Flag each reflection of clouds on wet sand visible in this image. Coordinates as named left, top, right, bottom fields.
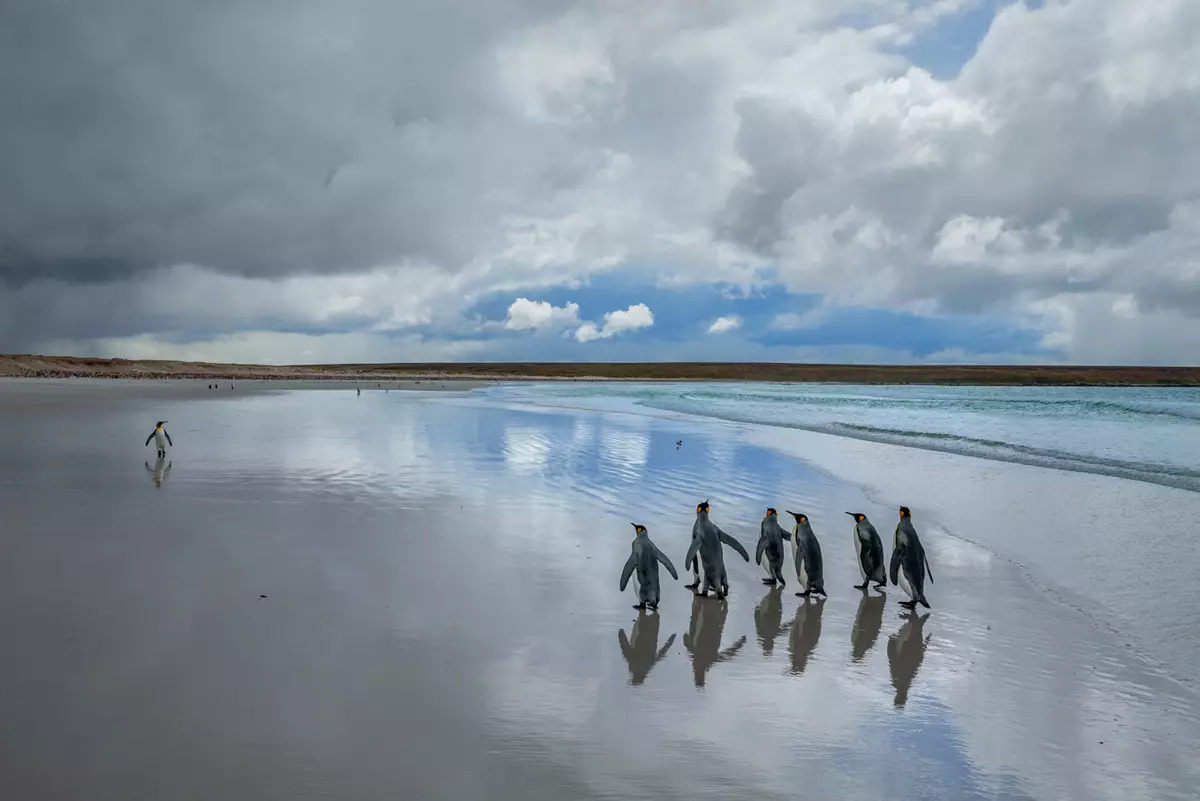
left=503, top=425, right=553, bottom=474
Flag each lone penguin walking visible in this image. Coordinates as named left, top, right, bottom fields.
left=144, top=421, right=173, bottom=459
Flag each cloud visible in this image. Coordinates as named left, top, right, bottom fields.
left=2, top=0, right=1199, bottom=362
left=573, top=303, right=654, bottom=342
left=504, top=298, right=581, bottom=332
left=707, top=315, right=741, bottom=334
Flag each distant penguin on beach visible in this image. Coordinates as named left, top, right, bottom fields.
left=787, top=511, right=827, bottom=598
left=847, top=512, right=888, bottom=591
left=756, top=508, right=788, bottom=587
left=891, top=506, right=933, bottom=609
left=144, top=421, right=173, bottom=458
left=684, top=500, right=750, bottom=600
left=619, top=523, right=679, bottom=610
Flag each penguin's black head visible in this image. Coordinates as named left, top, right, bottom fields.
left=156, top=420, right=167, bottom=428
left=786, top=510, right=808, bottom=523
left=696, top=500, right=710, bottom=514
left=631, top=523, right=647, bottom=535
left=764, top=507, right=777, bottom=517
left=846, top=512, right=865, bottom=522
left=899, top=506, right=911, bottom=518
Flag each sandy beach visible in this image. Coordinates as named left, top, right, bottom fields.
left=1, top=379, right=1197, bottom=801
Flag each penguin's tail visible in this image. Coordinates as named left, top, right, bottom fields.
left=918, top=596, right=931, bottom=609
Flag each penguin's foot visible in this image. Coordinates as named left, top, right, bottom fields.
left=873, top=584, right=887, bottom=591
left=853, top=583, right=868, bottom=590
left=647, top=602, right=659, bottom=611
left=684, top=582, right=699, bottom=590
left=796, top=590, right=811, bottom=597
left=761, top=578, right=777, bottom=585
left=633, top=603, right=647, bottom=610
left=716, top=591, right=727, bottom=601
left=898, top=600, right=917, bottom=609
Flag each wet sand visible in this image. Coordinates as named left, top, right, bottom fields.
left=1, top=380, right=1197, bottom=800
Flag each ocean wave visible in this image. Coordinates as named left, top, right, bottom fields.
left=634, top=397, right=1200, bottom=493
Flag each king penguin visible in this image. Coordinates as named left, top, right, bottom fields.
left=144, top=421, right=173, bottom=459
left=619, top=523, right=679, bottom=610
left=684, top=500, right=750, bottom=600
left=786, top=511, right=827, bottom=598
left=890, top=506, right=933, bottom=609
left=755, top=508, right=788, bottom=587
left=846, top=512, right=887, bottom=591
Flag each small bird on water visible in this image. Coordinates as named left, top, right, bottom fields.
left=144, top=421, right=173, bottom=458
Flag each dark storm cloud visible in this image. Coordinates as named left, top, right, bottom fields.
left=0, top=0, right=567, bottom=285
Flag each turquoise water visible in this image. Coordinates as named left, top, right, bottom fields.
left=485, top=383, right=1200, bottom=493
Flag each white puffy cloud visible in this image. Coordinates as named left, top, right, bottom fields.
left=573, top=303, right=655, bottom=342
left=707, top=315, right=742, bottom=334
left=2, top=0, right=1199, bottom=362
left=503, top=298, right=582, bottom=332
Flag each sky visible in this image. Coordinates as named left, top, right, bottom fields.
left=1, top=0, right=1199, bottom=365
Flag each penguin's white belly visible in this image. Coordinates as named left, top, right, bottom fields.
left=789, top=532, right=798, bottom=565
left=798, top=559, right=808, bottom=588
left=853, top=533, right=866, bottom=580
left=898, top=568, right=914, bottom=599
left=154, top=429, right=167, bottom=449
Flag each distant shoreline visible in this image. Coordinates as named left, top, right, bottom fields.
left=2, top=354, right=1198, bottom=386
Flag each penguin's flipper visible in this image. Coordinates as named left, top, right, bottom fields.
left=684, top=537, right=700, bottom=573
left=718, top=529, right=750, bottom=562
left=755, top=535, right=766, bottom=565
left=164, top=430, right=173, bottom=447
left=889, top=545, right=903, bottom=586
left=654, top=633, right=676, bottom=664
left=144, top=431, right=155, bottom=446
left=715, top=635, right=747, bottom=663
left=656, top=547, right=679, bottom=581
left=924, top=553, right=934, bottom=584
left=619, top=553, right=637, bottom=592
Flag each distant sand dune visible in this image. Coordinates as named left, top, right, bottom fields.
left=1, top=354, right=1197, bottom=385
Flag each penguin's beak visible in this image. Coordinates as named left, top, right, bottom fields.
left=844, top=511, right=855, bottom=516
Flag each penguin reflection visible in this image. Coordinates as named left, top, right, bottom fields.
left=850, top=589, right=886, bottom=663
left=683, top=595, right=746, bottom=688
left=787, top=596, right=825, bottom=676
left=887, top=611, right=931, bottom=707
left=145, top=456, right=172, bottom=488
left=617, top=610, right=676, bottom=686
left=753, top=587, right=786, bottom=656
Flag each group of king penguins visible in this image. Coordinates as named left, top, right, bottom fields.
left=620, top=500, right=933, bottom=612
